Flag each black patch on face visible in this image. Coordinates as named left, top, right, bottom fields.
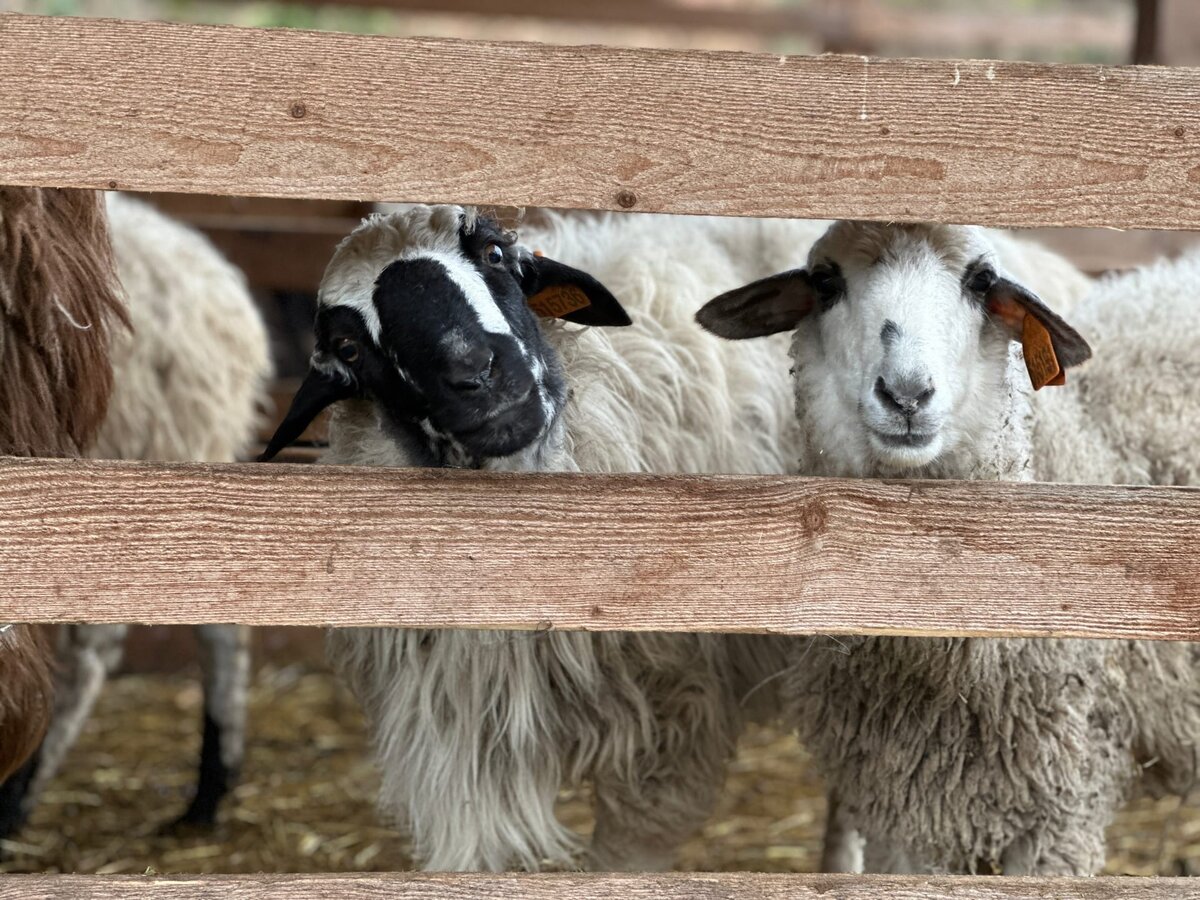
left=880, top=319, right=900, bottom=347
left=321, top=215, right=569, bottom=463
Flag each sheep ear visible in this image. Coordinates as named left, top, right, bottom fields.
left=696, top=269, right=816, bottom=340
left=259, top=368, right=356, bottom=462
left=521, top=255, right=632, bottom=327
left=985, top=278, right=1092, bottom=390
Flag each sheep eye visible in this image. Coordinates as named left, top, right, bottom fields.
left=335, top=338, right=359, bottom=363
left=967, top=266, right=997, bottom=295
left=808, top=264, right=844, bottom=309
left=484, top=243, right=505, bottom=266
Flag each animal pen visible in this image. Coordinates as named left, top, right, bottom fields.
left=1, top=7, right=1199, bottom=898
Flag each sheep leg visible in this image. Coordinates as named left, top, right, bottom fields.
left=0, top=755, right=38, bottom=845
left=0, top=624, right=126, bottom=839
left=820, top=788, right=866, bottom=873
left=171, top=624, right=249, bottom=829
left=997, top=822, right=1108, bottom=876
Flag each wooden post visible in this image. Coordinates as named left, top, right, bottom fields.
left=1134, top=0, right=1161, bottom=63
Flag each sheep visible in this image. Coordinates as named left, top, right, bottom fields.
left=0, top=184, right=125, bottom=801
left=0, top=191, right=270, bottom=839
left=696, top=219, right=1199, bottom=875
left=1030, top=251, right=1200, bottom=813
left=0, top=626, right=54, bottom=786
left=260, top=204, right=832, bottom=871
left=1033, top=250, right=1200, bottom=488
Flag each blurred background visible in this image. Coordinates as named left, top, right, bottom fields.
left=0, top=0, right=1197, bottom=879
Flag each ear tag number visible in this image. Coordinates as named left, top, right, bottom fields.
left=528, top=284, right=592, bottom=319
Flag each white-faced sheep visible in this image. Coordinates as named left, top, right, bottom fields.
left=697, top=220, right=1199, bottom=875
left=260, top=204, right=832, bottom=871
left=0, top=191, right=270, bottom=838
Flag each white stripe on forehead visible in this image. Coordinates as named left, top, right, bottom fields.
left=403, top=249, right=514, bottom=337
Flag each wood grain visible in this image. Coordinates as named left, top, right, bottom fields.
left=0, top=458, right=1197, bottom=639
left=1, top=14, right=1199, bottom=229
left=0, top=872, right=1193, bottom=899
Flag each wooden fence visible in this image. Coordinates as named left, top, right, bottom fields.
left=1, top=10, right=1198, bottom=897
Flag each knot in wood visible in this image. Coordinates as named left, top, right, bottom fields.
left=799, top=501, right=828, bottom=538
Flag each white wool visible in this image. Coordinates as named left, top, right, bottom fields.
left=16, top=195, right=271, bottom=829
left=325, top=207, right=827, bottom=871
left=1033, top=250, right=1200, bottom=487
left=95, top=194, right=271, bottom=462
left=771, top=222, right=1198, bottom=875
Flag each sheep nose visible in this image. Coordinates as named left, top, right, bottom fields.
left=445, top=350, right=494, bottom=393
left=874, top=375, right=935, bottom=416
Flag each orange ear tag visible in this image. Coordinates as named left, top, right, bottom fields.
left=1022, top=315, right=1064, bottom=390
left=527, top=284, right=592, bottom=319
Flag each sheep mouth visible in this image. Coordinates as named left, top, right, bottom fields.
left=443, top=390, right=546, bottom=458
left=869, top=429, right=937, bottom=449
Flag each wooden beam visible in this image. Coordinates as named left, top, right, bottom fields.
left=290, top=0, right=821, bottom=37
left=1, top=15, right=1199, bottom=229
left=0, top=872, right=1194, bottom=899
left=1157, top=0, right=1200, bottom=66
left=1133, top=0, right=1161, bottom=64
left=1019, top=226, right=1200, bottom=276
left=0, top=458, right=1197, bottom=639
left=290, top=0, right=1129, bottom=56
left=188, top=214, right=358, bottom=294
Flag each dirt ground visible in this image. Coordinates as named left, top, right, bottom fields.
left=1, top=633, right=1197, bottom=877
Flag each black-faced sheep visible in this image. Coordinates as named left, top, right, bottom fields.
left=262, top=204, right=831, bottom=871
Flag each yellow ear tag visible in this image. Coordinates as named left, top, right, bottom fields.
left=1022, top=315, right=1064, bottom=390
left=527, top=284, right=591, bottom=319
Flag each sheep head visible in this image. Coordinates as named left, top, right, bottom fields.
left=696, top=221, right=1090, bottom=478
left=262, top=205, right=629, bottom=465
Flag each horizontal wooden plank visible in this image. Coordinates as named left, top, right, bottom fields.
left=317, top=0, right=1129, bottom=56
left=0, top=458, right=1197, bottom=639
left=189, top=214, right=358, bottom=294
left=0, top=872, right=1192, bottom=899
left=142, top=192, right=373, bottom=220
left=1, top=15, right=1199, bottom=228
left=1021, top=226, right=1200, bottom=275
left=300, top=0, right=821, bottom=36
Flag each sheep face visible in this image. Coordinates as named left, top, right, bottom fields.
left=696, top=222, right=1090, bottom=477
left=261, top=206, right=629, bottom=464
